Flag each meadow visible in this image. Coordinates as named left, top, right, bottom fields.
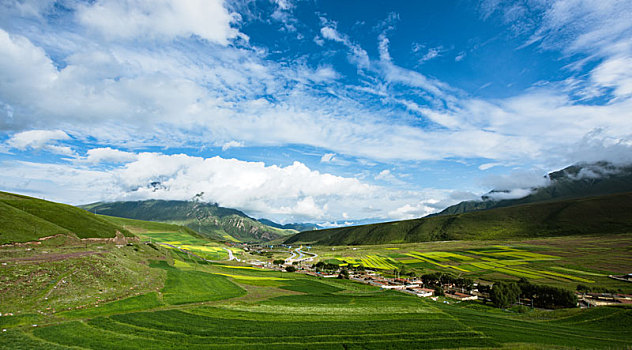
left=2, top=237, right=631, bottom=350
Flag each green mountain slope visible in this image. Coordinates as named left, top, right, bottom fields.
left=284, top=192, right=632, bottom=245
left=435, top=162, right=632, bottom=216
left=0, top=191, right=132, bottom=244
left=81, top=200, right=293, bottom=243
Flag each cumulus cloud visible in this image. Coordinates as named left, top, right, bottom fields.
left=0, top=151, right=468, bottom=222
left=77, top=0, right=241, bottom=44
left=6, top=130, right=74, bottom=155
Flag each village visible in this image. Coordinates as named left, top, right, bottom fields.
left=239, top=243, right=632, bottom=309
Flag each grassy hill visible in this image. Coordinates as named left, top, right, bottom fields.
left=81, top=200, right=294, bottom=243
left=0, top=191, right=132, bottom=245
left=285, top=192, right=632, bottom=245
left=435, top=162, right=632, bottom=216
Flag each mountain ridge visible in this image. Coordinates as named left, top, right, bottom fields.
left=432, top=161, right=632, bottom=217
left=284, top=191, right=632, bottom=245
left=81, top=200, right=294, bottom=243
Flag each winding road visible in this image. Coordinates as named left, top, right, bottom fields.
left=285, top=246, right=318, bottom=263
left=224, top=247, right=240, bottom=262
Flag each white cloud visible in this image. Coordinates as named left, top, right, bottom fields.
left=478, top=162, right=501, bottom=171
left=77, top=0, right=240, bottom=44
left=419, top=47, right=441, bottom=63
left=479, top=169, right=549, bottom=192
left=591, top=55, right=632, bottom=98
left=0, top=152, right=469, bottom=222
left=221, top=140, right=243, bottom=151
left=82, top=147, right=138, bottom=164
left=6, top=130, right=71, bottom=154
left=320, top=25, right=370, bottom=69
left=388, top=200, right=438, bottom=220
left=320, top=153, right=336, bottom=163
left=484, top=188, right=534, bottom=201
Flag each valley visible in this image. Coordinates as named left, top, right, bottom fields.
left=1, top=191, right=631, bottom=349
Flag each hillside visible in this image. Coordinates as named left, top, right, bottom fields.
left=284, top=192, right=632, bottom=245
left=81, top=200, right=293, bottom=243
left=0, top=191, right=132, bottom=245
left=435, top=162, right=632, bottom=216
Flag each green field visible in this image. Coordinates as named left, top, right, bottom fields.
left=2, top=203, right=632, bottom=349
left=2, top=243, right=631, bottom=349
left=99, top=215, right=245, bottom=261
left=312, top=234, right=632, bottom=292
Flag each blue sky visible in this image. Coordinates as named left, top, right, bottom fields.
left=1, top=0, right=631, bottom=224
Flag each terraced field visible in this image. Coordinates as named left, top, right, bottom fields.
left=2, top=244, right=631, bottom=349
left=314, top=234, right=632, bottom=292
left=100, top=215, right=244, bottom=261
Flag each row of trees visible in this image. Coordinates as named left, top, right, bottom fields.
left=490, top=279, right=577, bottom=309
left=421, top=272, right=474, bottom=290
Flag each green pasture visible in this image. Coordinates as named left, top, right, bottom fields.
left=3, top=251, right=631, bottom=349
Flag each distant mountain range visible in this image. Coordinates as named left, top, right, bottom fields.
left=432, top=161, right=632, bottom=216
left=285, top=161, right=632, bottom=246
left=81, top=200, right=295, bottom=243
left=256, top=219, right=321, bottom=232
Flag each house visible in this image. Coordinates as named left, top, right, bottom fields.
left=445, top=292, right=478, bottom=301
left=380, top=284, right=407, bottom=290
left=407, top=287, right=434, bottom=297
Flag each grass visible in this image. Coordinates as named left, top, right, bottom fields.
left=0, top=191, right=132, bottom=244
left=153, top=261, right=246, bottom=305
left=2, top=226, right=632, bottom=349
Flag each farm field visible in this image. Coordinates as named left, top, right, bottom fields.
left=99, top=215, right=246, bottom=261
left=312, top=234, right=632, bottom=292
left=2, top=241, right=632, bottom=350
left=2, top=230, right=632, bottom=349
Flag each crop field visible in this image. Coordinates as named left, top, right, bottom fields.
left=313, top=234, right=632, bottom=292
left=104, top=217, right=246, bottom=261
left=2, top=243, right=631, bottom=350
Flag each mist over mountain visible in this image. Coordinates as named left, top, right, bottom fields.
left=432, top=162, right=632, bottom=217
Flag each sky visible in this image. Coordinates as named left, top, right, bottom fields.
left=1, top=0, right=631, bottom=224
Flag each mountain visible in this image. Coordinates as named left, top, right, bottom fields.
left=284, top=192, right=632, bottom=245
left=434, top=162, right=632, bottom=216
left=0, top=191, right=133, bottom=245
left=257, top=218, right=320, bottom=232
left=81, top=200, right=293, bottom=243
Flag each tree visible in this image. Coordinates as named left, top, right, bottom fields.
left=285, top=266, right=297, bottom=272
left=433, top=285, right=444, bottom=296
left=491, top=281, right=521, bottom=308
left=273, top=259, right=285, bottom=266
left=338, top=269, right=350, bottom=279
